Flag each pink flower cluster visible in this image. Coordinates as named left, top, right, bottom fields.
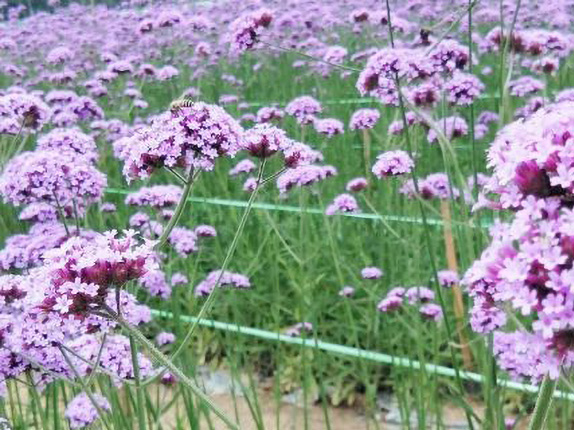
left=194, top=270, right=251, bottom=297
left=230, top=9, right=273, bottom=53
left=125, top=185, right=183, bottom=208
left=285, top=96, right=322, bottom=125
left=371, top=150, right=414, bottom=178
left=325, top=193, right=360, bottom=215
left=0, top=150, right=107, bottom=214
left=120, top=102, right=243, bottom=180
left=464, top=101, right=574, bottom=381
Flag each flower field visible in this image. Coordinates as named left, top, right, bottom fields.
left=2, top=0, right=574, bottom=428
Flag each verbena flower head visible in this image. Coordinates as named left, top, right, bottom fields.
left=419, top=173, right=460, bottom=200
left=372, top=150, right=414, bottom=178
left=194, top=225, right=217, bottom=237
left=0, top=150, right=106, bottom=210
left=37, top=127, right=97, bottom=161
left=256, top=106, right=284, bottom=123
left=285, top=322, right=313, bottom=337
left=230, top=9, right=273, bottom=53
left=39, top=230, right=157, bottom=317
left=65, top=392, right=111, bottom=429
left=285, top=96, right=322, bottom=125
left=276, top=164, right=336, bottom=194
left=195, top=270, right=250, bottom=297
left=437, top=270, right=459, bottom=288
left=406, top=80, right=441, bottom=107
left=240, top=124, right=290, bottom=158
left=357, top=48, right=432, bottom=104
left=125, top=185, right=183, bottom=208
left=429, top=39, right=469, bottom=74
left=485, top=101, right=574, bottom=209
left=462, top=200, right=574, bottom=380
left=361, top=267, right=383, bottom=280
left=339, top=286, right=355, bottom=297
left=420, top=303, right=443, bottom=321
left=171, top=273, right=188, bottom=287
left=155, top=332, right=176, bottom=346
left=508, top=76, right=545, bottom=97
left=313, top=118, right=344, bottom=137
left=122, top=102, right=243, bottom=180
left=349, top=108, right=380, bottom=130
left=533, top=57, right=560, bottom=75
left=325, top=193, right=360, bottom=215
left=0, top=222, right=96, bottom=271
left=19, top=202, right=59, bottom=223
left=0, top=93, right=51, bottom=131
left=346, top=177, right=369, bottom=192
left=427, top=116, right=468, bottom=144
left=230, top=159, right=256, bottom=176
left=444, top=72, right=485, bottom=105
left=405, top=286, right=435, bottom=304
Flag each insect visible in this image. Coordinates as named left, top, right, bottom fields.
left=170, top=98, right=195, bottom=112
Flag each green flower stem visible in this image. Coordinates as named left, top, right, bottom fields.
left=164, top=159, right=267, bottom=364
left=129, top=335, right=148, bottom=430
left=384, top=1, right=475, bottom=429
left=155, top=166, right=196, bottom=250
left=528, top=376, right=558, bottom=430
left=112, top=312, right=239, bottom=430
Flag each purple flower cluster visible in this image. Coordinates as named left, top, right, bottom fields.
left=378, top=286, right=442, bottom=321
left=406, top=80, right=441, bottom=107
left=427, top=116, right=468, bottom=144
left=276, top=164, right=337, bottom=194
left=0, top=222, right=96, bottom=271
left=230, top=159, right=256, bottom=176
left=39, top=231, right=156, bottom=317
left=437, top=270, right=459, bottom=288
left=256, top=106, right=284, bottom=123
left=240, top=124, right=290, bottom=158
left=444, top=72, right=485, bottom=105
left=313, top=118, right=344, bottom=137
left=125, top=185, right=183, bottom=208
left=325, top=193, right=360, bottom=215
left=485, top=101, right=574, bottom=209
left=121, top=102, right=243, bottom=180
left=349, top=108, right=380, bottom=130
left=65, top=392, right=111, bottom=429
left=285, top=96, right=322, bottom=125
left=361, top=266, right=383, bottom=280
left=346, top=177, right=369, bottom=192
left=195, top=270, right=251, bottom=297
left=462, top=101, right=574, bottom=381
left=156, top=331, right=176, bottom=346
left=0, top=92, right=51, bottom=132
left=230, top=9, right=273, bottom=53
left=285, top=322, right=313, bottom=337
left=401, top=173, right=459, bottom=200
left=508, top=76, right=545, bottom=97
left=372, top=150, right=414, bottom=178
left=37, top=128, right=98, bottom=162
left=0, top=150, right=107, bottom=213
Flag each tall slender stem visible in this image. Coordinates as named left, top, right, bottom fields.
left=528, top=376, right=557, bottom=430
left=155, top=167, right=196, bottom=249
left=362, top=129, right=372, bottom=179
left=384, top=1, right=475, bottom=429
left=129, top=336, right=148, bottom=430
left=111, top=311, right=239, bottom=430
left=167, top=160, right=267, bottom=363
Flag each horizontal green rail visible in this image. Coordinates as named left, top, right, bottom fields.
left=229, top=93, right=505, bottom=108
left=106, top=188, right=490, bottom=229
left=152, top=309, right=574, bottom=402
